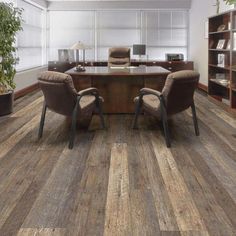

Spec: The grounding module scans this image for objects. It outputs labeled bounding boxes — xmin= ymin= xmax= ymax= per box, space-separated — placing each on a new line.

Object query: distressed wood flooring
xmin=0 ymin=90 xmax=235 ymax=236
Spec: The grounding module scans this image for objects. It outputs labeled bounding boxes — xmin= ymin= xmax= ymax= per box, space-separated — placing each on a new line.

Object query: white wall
xmin=14 ymin=66 xmax=47 ymax=92
xmin=189 ymin=0 xmax=233 ymax=86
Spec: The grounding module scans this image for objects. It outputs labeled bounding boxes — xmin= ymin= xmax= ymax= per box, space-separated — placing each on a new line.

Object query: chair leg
xmin=161 ymin=103 xmax=171 ymax=148
xmin=69 ymin=106 xmax=78 ymax=149
xmin=97 ymin=99 xmax=105 ymax=129
xmin=132 ymin=99 xmax=142 ymax=129
xmin=38 ymin=102 xmax=47 ymax=139
xmin=191 ymin=102 xmax=200 ymax=136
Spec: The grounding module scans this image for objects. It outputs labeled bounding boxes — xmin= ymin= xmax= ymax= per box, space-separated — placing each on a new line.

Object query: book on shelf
xmin=226 ymin=40 xmax=230 ymax=50
xmin=210 ymin=73 xmax=229 ymax=86
xmin=231 ymin=65 xmax=236 ymax=70
xmin=215 ymin=73 xmax=225 ymax=80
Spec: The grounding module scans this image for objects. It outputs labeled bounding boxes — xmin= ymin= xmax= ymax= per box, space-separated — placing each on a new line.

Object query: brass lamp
xmin=70 ymin=41 xmax=90 ymax=71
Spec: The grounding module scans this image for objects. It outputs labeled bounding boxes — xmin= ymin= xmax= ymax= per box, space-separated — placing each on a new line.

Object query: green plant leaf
xmin=0 ymin=2 xmax=23 ymax=94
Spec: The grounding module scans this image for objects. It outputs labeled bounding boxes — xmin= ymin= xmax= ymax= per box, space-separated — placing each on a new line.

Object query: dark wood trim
xmin=14 ymin=83 xmax=39 ymax=100
xmin=198 ymin=83 xmax=208 ymax=92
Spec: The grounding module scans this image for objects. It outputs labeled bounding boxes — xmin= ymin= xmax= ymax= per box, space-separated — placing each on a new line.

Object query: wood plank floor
xmin=0 ymin=90 xmax=235 ymax=236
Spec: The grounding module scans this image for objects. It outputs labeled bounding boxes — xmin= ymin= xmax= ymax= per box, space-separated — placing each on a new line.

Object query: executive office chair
xmin=133 ymin=70 xmax=200 ymax=147
xmin=108 ymin=47 xmax=131 ymax=67
xmin=38 ymin=71 xmax=105 ymax=149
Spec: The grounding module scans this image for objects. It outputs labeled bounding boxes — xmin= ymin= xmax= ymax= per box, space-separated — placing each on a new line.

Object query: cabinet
xmin=208 ymin=10 xmax=236 ymax=111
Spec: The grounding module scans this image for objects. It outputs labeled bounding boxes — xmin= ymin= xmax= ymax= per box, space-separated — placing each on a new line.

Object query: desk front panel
xmin=66 ymin=68 xmax=169 ymax=114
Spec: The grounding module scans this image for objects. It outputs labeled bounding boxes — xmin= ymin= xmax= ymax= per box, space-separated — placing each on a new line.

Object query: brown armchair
xmin=38 ymin=71 xmax=105 ymax=149
xmin=133 ymin=70 xmax=200 ymax=147
xmin=108 ymin=47 xmax=131 ymax=67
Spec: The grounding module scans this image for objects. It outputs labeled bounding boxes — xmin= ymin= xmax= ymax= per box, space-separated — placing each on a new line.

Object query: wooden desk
xmin=66 ymin=66 xmax=170 ymax=113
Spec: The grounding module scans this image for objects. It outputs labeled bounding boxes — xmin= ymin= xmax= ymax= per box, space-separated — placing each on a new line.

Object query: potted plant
xmin=0 ymin=2 xmax=22 ymax=116
xmin=223 ymin=0 xmax=236 ymax=6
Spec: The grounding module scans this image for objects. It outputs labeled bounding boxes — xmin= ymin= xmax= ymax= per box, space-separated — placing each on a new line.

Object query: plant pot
xmin=0 ymin=91 xmax=14 ymax=116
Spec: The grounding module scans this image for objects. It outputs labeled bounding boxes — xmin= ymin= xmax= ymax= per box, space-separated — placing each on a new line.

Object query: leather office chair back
xmin=133 ymin=70 xmax=200 ymax=148
xmin=108 ymin=47 xmax=131 ymax=67
xmin=38 ymin=71 xmax=77 ymax=116
xmin=162 ymin=70 xmax=199 ymax=116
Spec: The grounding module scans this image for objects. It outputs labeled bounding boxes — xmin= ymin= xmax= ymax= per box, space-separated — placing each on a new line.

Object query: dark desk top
xmin=65 ymin=66 xmax=170 ymax=76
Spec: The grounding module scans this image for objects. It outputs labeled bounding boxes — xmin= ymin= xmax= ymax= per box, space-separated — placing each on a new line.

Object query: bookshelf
xmin=208 ymin=10 xmax=236 ymax=112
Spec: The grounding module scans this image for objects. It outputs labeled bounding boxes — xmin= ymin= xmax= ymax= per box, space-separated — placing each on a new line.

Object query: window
xmin=142 ymin=10 xmax=188 ymax=60
xmin=16 ymin=0 xmax=46 ymax=71
xmin=96 ymin=10 xmax=141 ymax=60
xmin=48 ymin=9 xmax=189 ymax=62
xmin=49 ymin=11 xmax=95 ymax=61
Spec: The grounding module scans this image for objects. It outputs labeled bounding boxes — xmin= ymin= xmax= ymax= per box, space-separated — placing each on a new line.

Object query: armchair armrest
xmin=138 ymin=88 xmax=166 ymax=108
xmin=77 ymin=87 xmax=99 ymax=97
xmin=140 ymin=88 xmax=162 ymax=98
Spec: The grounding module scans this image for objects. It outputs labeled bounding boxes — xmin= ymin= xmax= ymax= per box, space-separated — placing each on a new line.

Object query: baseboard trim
xmin=198 ymin=83 xmax=208 ymax=92
xmin=14 ymin=83 xmax=39 ymax=100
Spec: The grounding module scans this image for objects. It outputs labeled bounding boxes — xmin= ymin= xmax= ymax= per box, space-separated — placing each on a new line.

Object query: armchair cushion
xmin=134 ymin=95 xmax=161 ymax=118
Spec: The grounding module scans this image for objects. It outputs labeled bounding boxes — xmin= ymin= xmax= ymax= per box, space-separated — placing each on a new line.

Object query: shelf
xmin=210 ymin=78 xmax=230 ymax=88
xmin=209 ymin=49 xmax=230 ymax=52
xmin=209 ymin=30 xmax=230 ymax=34
xmin=208 ymin=64 xmax=230 ymax=70
xmin=232 ymin=86 xmax=236 ymax=92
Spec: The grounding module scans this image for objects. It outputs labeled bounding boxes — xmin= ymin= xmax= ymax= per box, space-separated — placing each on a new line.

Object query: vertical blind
xmin=49 ymin=11 xmax=95 ymax=61
xmin=143 ymin=10 xmax=188 ymax=60
xmin=16 ymin=0 xmax=45 ymax=71
xmin=96 ymin=10 xmax=141 ymax=60
xmin=49 ymin=9 xmax=188 ymax=61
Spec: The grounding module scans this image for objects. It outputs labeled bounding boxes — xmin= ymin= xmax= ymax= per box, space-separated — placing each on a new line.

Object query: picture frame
xmin=58 ymin=49 xmax=75 ymax=62
xmin=209 ymin=40 xmax=214 ymax=49
xmin=217 ymin=53 xmax=225 ymax=67
xmin=216 ymin=39 xmax=225 ymax=49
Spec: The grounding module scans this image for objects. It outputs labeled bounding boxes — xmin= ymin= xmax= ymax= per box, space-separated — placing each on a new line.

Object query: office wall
xmin=14 ymin=66 xmax=47 ymax=92
xmin=189 ymin=0 xmax=232 ymax=86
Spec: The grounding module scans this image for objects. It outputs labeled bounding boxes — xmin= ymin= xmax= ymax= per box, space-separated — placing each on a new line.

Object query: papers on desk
xmin=110 ymin=66 xmax=126 ymax=69
xmin=109 ymin=66 xmax=137 ymax=69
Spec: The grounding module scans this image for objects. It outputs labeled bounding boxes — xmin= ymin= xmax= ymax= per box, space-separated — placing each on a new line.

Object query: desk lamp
xmin=70 ymin=42 xmax=90 ymax=71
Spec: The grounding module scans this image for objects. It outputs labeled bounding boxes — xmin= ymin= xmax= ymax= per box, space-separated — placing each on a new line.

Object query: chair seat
xmin=134 ymin=94 xmax=161 ymax=117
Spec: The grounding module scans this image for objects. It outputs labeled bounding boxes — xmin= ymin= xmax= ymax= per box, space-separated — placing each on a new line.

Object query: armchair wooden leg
xmin=97 ymin=99 xmax=105 ymax=129
xmin=69 ymin=106 xmax=79 ymax=149
xmin=38 ymin=102 xmax=47 ymax=139
xmin=161 ymin=103 xmax=171 ymax=148
xmin=191 ymin=102 xmax=200 ymax=136
xmin=132 ymin=99 xmax=142 ymax=129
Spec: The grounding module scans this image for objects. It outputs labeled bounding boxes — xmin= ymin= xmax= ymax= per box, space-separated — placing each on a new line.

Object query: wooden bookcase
xmin=208 ymin=10 xmax=236 ymax=112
